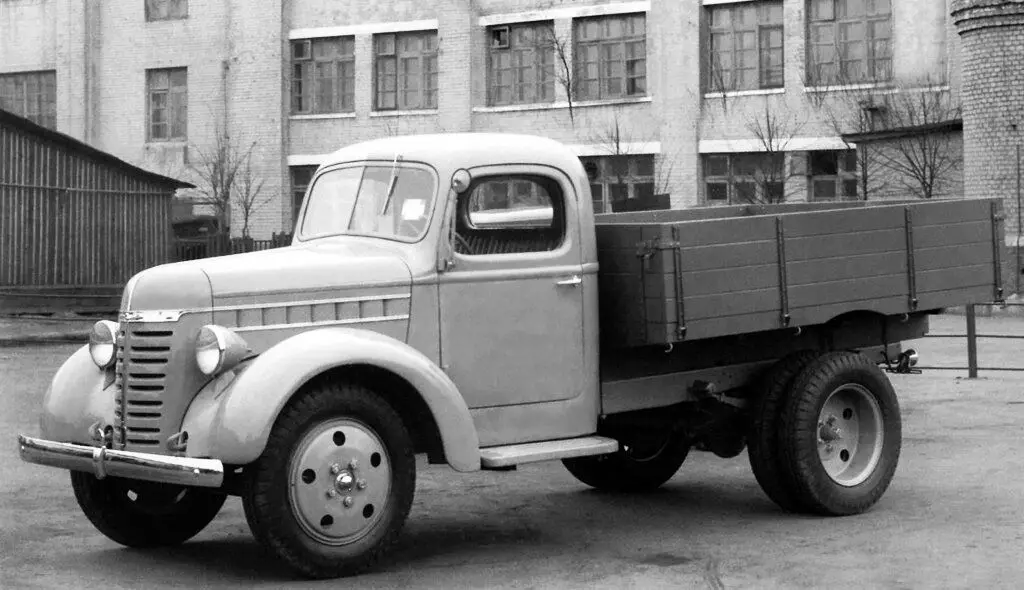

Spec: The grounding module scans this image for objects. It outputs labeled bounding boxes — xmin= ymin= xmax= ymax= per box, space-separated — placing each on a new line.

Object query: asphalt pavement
xmin=2 ymin=316 xmax=1024 ymax=588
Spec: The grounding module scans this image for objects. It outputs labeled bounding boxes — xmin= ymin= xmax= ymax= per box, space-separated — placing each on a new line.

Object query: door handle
xmin=556 ymin=275 xmax=583 ymax=287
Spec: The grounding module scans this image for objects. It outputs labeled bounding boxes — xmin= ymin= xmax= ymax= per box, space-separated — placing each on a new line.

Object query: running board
xmin=479 ymin=436 xmax=619 ymax=469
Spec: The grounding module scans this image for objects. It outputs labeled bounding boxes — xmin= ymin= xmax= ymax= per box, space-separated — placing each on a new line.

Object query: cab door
xmin=437 ymin=166 xmax=586 ymax=410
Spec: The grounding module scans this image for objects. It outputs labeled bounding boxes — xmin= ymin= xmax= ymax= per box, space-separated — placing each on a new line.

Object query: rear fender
xmin=181 ymin=328 xmax=480 ymax=471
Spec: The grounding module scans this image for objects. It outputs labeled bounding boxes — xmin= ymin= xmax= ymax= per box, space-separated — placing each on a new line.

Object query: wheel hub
xmin=288 ymin=418 xmax=391 ymax=546
xmin=816 ymin=384 xmax=884 ymax=487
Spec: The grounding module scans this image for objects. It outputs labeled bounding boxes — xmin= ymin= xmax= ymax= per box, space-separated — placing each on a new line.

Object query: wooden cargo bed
xmin=595 ymin=199 xmax=1004 ymax=348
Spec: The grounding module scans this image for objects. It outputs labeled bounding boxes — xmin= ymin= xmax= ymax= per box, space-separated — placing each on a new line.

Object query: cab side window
xmin=454 ymin=176 xmax=565 ymax=255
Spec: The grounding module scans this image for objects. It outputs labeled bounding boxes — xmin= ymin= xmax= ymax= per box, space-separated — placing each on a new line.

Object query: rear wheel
xmin=243 ymin=380 xmax=415 ymax=579
xmin=563 ymin=429 xmax=689 ymax=492
xmin=780 ymin=351 xmax=901 ymax=515
xmin=71 ymin=472 xmax=225 ymax=547
xmin=748 ymin=351 xmax=820 ymax=512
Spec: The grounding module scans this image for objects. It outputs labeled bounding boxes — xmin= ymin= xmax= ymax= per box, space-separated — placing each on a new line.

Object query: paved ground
xmin=2 ymin=314 xmax=1023 ymax=589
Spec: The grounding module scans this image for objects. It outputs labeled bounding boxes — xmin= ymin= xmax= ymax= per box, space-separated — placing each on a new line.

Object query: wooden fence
xmin=174 ymin=233 xmax=293 ymax=261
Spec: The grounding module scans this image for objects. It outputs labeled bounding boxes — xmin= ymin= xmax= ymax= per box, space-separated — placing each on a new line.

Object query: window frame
xmin=0 ymin=70 xmax=57 ymax=129
xmin=706 ymin=1 xmax=785 ymax=93
xmin=702 ymin=152 xmax=786 ymax=204
xmin=454 ymin=173 xmax=568 ymax=256
xmin=291 ymin=36 xmax=356 ymax=115
xmin=290 ymin=165 xmax=318 ymax=224
xmin=373 ymin=30 xmax=439 ymax=112
xmin=486 ymin=21 xmax=557 ymax=107
xmin=807 ymin=149 xmax=859 ymax=201
xmin=580 ymin=154 xmax=656 ymax=214
xmin=806 ymin=0 xmax=892 ymax=85
xmin=146 ymin=67 xmax=188 ymax=142
xmin=145 ymin=0 xmax=188 ymax=22
xmin=573 ymin=13 xmax=647 ymax=102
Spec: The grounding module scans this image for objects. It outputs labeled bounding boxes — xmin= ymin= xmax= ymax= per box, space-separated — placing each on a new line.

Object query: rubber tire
xmin=747 ymin=350 xmax=820 ymax=512
xmin=242 ymin=380 xmax=415 ymax=579
xmin=70 ymin=472 xmax=226 ymax=547
xmin=780 ymin=351 xmax=902 ymax=516
xmin=562 ymin=437 xmax=690 ymax=492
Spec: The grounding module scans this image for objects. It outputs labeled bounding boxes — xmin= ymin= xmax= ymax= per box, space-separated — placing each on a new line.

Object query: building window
xmin=574 ymin=13 xmax=647 ymax=101
xmin=580 ymin=154 xmax=654 ymax=213
xmin=291 ymin=37 xmax=355 ymax=115
xmin=290 ymin=166 xmax=318 ymax=223
xmin=374 ymin=31 xmax=438 ymax=111
xmin=807 ymin=0 xmax=892 ymax=84
xmin=145 ymin=0 xmax=188 ymax=21
xmin=808 ymin=150 xmax=858 ymax=200
xmin=703 ymin=153 xmax=785 ymax=204
xmin=487 ymin=22 xmax=556 ymax=106
xmin=0 ymin=70 xmax=56 ymax=129
xmin=707 ymin=1 xmax=784 ymax=92
xmin=147 ymin=68 xmax=187 ymax=141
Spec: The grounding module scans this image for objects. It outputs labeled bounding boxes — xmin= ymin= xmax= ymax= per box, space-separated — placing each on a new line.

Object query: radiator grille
xmin=114 ymin=326 xmax=172 ymax=450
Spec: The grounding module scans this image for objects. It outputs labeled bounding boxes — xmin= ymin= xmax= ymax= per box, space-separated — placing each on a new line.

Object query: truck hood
xmin=194 ymin=240 xmax=412 ymax=300
xmin=124 ymin=239 xmax=413 ymax=314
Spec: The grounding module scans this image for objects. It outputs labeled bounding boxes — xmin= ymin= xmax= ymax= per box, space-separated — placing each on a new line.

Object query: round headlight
xmin=195 ymin=325 xmax=251 ymax=376
xmin=88 ymin=320 xmax=119 ymax=369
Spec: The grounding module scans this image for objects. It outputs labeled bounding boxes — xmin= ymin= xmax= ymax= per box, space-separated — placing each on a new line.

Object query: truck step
xmin=479 ymin=436 xmax=619 ymax=469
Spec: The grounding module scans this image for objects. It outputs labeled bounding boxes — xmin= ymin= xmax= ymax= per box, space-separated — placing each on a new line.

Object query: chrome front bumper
xmin=18 ymin=434 xmax=224 ymax=488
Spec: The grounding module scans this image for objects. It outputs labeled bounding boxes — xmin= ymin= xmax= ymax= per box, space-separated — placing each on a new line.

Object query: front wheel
xmin=780 ymin=351 xmax=902 ymax=516
xmin=71 ymin=472 xmax=226 ymax=547
xmin=243 ymin=380 xmax=415 ymax=579
xmin=563 ymin=430 xmax=690 ymax=492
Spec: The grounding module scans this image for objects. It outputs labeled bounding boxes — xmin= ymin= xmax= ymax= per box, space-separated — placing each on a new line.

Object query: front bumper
xmin=18 ymin=434 xmax=224 ymax=488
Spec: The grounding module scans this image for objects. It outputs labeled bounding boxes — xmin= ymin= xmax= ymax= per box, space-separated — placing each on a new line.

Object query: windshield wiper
xmin=380 ymin=153 xmax=403 ymax=216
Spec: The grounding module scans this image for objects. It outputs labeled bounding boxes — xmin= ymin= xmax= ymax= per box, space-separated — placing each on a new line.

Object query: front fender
xmin=181 ymin=328 xmax=480 ymax=471
xmin=39 ymin=345 xmax=114 ymax=444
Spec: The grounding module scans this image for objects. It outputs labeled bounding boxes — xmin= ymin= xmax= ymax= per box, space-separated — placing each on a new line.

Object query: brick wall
xmin=0 ymin=0 xmax=974 ymax=238
xmin=953 ymin=0 xmax=1024 ymax=246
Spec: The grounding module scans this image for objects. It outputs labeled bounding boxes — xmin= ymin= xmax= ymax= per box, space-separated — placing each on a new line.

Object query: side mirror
xmin=451 ymin=169 xmax=472 ymax=193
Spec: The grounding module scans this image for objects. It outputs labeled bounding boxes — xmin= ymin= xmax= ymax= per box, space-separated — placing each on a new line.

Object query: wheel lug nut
xmin=343 ymin=496 xmax=354 ymax=508
xmin=356 ymin=479 xmax=367 ymax=490
xmin=330 ymin=463 xmax=341 ymax=475
xmin=326 ymin=489 xmax=337 ymax=498
xmin=348 ymin=459 xmax=359 ymax=470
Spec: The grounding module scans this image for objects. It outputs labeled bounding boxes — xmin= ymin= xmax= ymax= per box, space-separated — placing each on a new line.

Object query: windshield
xmin=299 ymin=164 xmax=436 ymax=241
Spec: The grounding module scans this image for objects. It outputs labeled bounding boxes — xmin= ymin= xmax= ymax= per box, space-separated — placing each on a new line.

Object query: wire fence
xmin=916 ymin=302 xmax=1024 ymax=377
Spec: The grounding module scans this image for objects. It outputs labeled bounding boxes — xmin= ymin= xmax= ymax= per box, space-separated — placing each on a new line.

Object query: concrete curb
xmin=0 ymin=332 xmax=88 ymax=345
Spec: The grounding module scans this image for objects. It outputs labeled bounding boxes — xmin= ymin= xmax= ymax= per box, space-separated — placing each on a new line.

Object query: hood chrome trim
xmin=120 ymin=293 xmax=412 ymax=324
xmin=233 ymin=313 xmax=410 ymax=333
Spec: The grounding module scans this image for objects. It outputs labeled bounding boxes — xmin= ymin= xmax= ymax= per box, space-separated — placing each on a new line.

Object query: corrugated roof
xmin=841 ymin=119 xmax=963 ymax=144
xmin=0 ymin=108 xmax=194 ymax=190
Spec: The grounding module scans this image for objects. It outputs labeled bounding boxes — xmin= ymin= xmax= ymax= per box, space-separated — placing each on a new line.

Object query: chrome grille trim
xmin=115 ymin=325 xmax=172 ymax=450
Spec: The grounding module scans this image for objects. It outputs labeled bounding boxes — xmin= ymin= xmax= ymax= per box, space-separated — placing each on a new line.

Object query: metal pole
xmin=1017 ymin=144 xmax=1021 ymax=295
xmin=967 ymin=304 xmax=978 ymax=379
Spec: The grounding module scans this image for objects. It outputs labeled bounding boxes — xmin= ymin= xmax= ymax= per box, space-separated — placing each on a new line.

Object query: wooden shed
xmin=0 ymin=109 xmax=192 ymax=313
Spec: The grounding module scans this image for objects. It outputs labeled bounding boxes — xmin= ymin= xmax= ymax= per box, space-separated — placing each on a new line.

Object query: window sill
xmin=473 ymin=96 xmax=652 ymax=114
xmin=704 ymin=88 xmax=785 ymax=99
xmin=803 ymin=82 xmax=890 ymax=94
xmin=369 ymin=109 xmax=439 ymax=118
xmin=145 ymin=140 xmax=188 ymax=146
xmin=290 ymin=113 xmax=357 ymax=120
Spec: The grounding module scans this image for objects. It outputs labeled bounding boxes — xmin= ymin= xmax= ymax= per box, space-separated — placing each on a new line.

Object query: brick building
xmin=1 ymin=0 xmax=958 ymax=239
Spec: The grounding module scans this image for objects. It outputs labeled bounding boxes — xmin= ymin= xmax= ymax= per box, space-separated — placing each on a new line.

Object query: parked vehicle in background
xmin=19 ymin=134 xmax=1005 ymax=578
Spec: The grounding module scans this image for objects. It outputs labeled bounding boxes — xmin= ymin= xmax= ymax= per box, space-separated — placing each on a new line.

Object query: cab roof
xmin=320 ymin=133 xmax=585 ymax=173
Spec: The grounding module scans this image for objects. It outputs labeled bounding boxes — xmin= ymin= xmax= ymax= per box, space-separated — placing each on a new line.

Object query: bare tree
xmin=741 ymin=99 xmax=807 ymax=204
xmin=588 ymin=110 xmax=679 ymax=210
xmin=189 ymin=122 xmax=264 ymax=235
xmin=233 ymin=148 xmax=270 ymax=239
xmin=872 ymin=86 xmax=962 ymax=200
xmin=813 ymin=76 xmax=961 ymax=200
xmin=541 ymin=24 xmax=577 ymax=127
